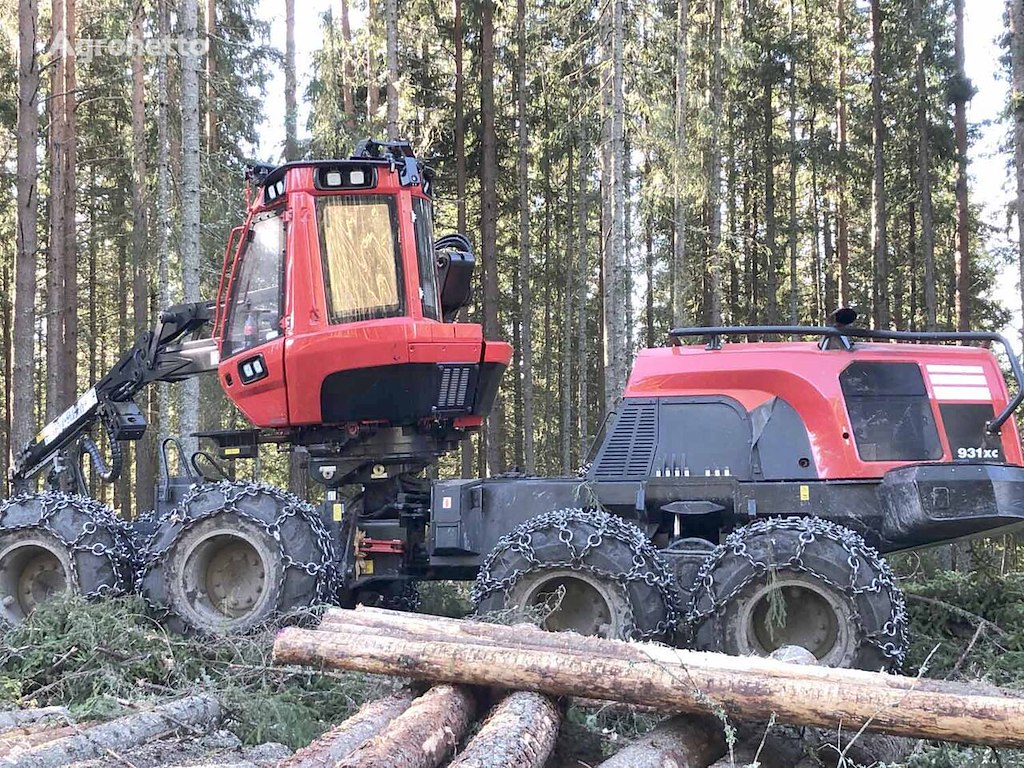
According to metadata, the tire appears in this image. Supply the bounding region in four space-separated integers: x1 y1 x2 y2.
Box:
137 481 336 634
687 516 908 671
0 493 132 626
472 508 683 641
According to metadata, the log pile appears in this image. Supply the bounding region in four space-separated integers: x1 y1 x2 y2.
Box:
272 605 1024 767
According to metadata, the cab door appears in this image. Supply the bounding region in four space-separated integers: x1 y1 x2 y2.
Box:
218 210 290 427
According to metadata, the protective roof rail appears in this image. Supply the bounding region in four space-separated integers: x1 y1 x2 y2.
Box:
668 324 1024 436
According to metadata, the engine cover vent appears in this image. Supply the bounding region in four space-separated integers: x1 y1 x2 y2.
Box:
593 401 658 479
436 364 477 413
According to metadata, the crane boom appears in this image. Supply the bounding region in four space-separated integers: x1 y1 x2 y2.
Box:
10 302 217 491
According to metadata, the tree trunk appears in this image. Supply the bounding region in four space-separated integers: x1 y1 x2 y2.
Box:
448 692 561 768
454 0 473 478
180 0 202 454
46 0 67 421
672 0 690 326
602 0 628 413
61 0 77 413
707 0 724 326
576 90 590 460
385 0 399 139
480 0 501 474
275 620 1024 749
9 695 220 768
916 0 937 331
278 691 415 768
206 0 217 155
13 0 41 465
834 0 850 309
284 0 297 160
366 0 378 124
155 0 172 448
131 0 154 514
517 0 534 473
870 0 889 329
334 686 475 768
764 82 779 324
340 0 354 124
953 0 970 331
596 714 726 768
1013 0 1024 350
787 0 798 324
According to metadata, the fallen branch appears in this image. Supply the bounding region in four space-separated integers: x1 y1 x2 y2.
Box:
448 692 561 768
0 709 69 736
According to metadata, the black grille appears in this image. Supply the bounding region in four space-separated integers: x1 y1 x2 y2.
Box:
436 365 475 412
594 402 658 479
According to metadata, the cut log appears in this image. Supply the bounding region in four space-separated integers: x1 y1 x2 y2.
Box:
447 691 561 768
0 695 220 768
278 689 416 767
595 715 726 768
333 685 475 768
273 620 1024 748
0 726 80 760
0 709 69 735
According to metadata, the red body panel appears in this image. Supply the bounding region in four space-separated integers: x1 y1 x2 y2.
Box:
217 162 512 429
624 341 1023 479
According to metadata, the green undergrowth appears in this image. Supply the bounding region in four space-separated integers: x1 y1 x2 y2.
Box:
0 595 394 749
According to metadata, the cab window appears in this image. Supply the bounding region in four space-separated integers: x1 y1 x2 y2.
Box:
840 362 942 462
317 195 403 323
413 197 440 320
223 212 285 358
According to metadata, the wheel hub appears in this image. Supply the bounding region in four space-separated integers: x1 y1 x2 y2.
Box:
0 540 70 623
747 580 843 660
183 533 269 621
520 571 620 637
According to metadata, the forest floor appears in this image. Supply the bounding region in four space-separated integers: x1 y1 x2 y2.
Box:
0 572 1021 768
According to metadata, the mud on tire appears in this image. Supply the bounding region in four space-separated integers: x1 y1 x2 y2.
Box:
0 493 132 626
137 481 335 635
472 507 683 641
687 516 908 671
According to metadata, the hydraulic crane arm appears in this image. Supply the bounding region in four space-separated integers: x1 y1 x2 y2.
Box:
10 301 217 491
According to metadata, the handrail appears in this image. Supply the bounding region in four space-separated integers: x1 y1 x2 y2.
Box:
668 325 1024 435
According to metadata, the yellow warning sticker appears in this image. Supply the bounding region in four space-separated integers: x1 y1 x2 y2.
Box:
800 485 810 502
224 447 241 456
333 502 344 521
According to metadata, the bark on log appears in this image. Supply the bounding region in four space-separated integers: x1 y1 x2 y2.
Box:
596 715 726 768
447 691 561 768
333 685 475 768
273 623 1024 748
278 689 416 768
323 608 1011 699
0 709 69 735
0 695 221 768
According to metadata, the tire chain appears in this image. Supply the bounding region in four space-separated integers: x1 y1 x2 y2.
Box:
0 491 133 600
685 516 909 667
470 507 683 641
135 480 338 614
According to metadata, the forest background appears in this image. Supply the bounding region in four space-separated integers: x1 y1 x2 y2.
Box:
5 0 1024 554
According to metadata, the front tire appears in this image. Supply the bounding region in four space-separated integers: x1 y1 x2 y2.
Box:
687 516 908 671
137 482 335 634
472 507 682 641
0 493 131 626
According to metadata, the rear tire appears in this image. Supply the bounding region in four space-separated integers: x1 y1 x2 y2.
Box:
472 507 682 641
687 516 908 671
0 493 131 626
137 481 335 634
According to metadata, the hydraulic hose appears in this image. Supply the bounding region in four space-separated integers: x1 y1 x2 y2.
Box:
79 419 122 483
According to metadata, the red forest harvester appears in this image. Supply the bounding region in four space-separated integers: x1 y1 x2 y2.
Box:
3 142 1024 675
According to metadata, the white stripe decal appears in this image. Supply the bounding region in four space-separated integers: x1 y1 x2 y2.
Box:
932 385 992 401
927 373 989 386
926 364 985 374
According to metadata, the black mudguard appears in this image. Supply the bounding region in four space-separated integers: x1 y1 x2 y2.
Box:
879 463 1024 550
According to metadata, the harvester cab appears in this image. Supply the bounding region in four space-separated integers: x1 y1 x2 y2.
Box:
207 139 511 484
